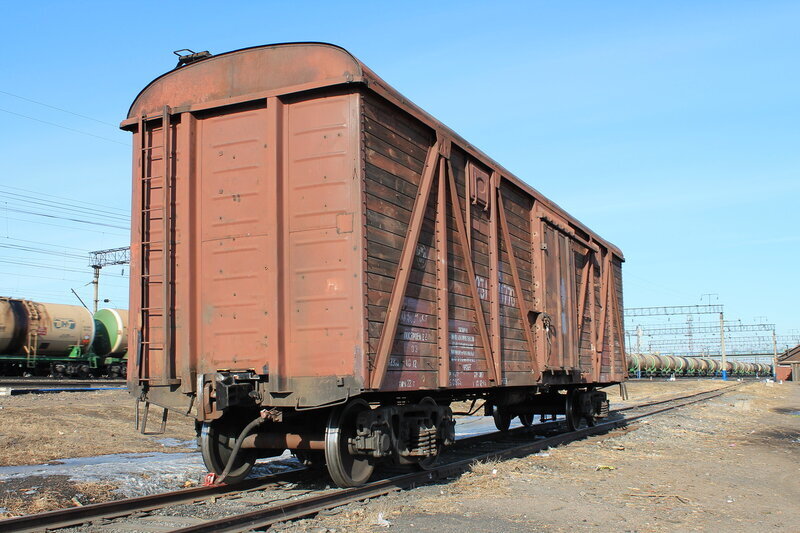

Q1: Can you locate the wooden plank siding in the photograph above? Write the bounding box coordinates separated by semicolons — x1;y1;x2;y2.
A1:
361;91;624;391
362;93;437;389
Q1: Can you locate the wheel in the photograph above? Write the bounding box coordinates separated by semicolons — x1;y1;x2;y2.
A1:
518;413;535;428
200;418;258;483
565;390;581;432
492;405;511;432
77;364;90;379
584;414;596;427
417;397;441;470
325;399;375;487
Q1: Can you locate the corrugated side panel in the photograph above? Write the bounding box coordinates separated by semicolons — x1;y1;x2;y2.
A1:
196;106;277;373
284;94;363;378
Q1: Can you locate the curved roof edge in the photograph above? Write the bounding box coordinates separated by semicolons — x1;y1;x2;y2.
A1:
126;42;364;119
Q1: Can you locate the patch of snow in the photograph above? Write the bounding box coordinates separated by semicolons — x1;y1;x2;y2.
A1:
0;450;303;497
154;437;195;448
454;414;564;439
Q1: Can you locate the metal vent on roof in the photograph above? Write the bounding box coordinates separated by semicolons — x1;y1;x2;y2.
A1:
173;49;212;68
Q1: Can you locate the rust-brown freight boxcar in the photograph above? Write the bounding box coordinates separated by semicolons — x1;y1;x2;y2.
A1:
123;43;626;487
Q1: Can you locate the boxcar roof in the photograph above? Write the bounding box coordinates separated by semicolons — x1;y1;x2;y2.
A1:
778;344;800;363
123;42;623;259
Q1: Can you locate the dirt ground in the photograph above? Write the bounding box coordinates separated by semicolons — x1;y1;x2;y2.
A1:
276;380;800;533
0;389;197;517
0;389;197;466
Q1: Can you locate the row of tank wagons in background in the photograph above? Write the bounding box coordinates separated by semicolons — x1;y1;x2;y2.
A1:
626;353;772;377
0;297;128;378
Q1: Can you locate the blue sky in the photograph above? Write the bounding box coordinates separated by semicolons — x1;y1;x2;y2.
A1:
0;1;797;344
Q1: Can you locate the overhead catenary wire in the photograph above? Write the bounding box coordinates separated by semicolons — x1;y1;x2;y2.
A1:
1;206;130;230
0;270;129;287
0;93;133;302
0;184;130;216
0;242;89;261
0;286;126;300
0;235;89;253
0;191;130;222
0;288;82;299
0;107;129;146
0;258;129;278
0;89;118;127
2;214;130;237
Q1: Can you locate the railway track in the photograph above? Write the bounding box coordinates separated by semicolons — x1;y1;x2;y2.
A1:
628;376;767;381
0;379;127;388
1;384;738;533
0;378;127;395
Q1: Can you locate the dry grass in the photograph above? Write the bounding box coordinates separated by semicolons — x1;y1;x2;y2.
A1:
0;390;196;466
0;480;119;517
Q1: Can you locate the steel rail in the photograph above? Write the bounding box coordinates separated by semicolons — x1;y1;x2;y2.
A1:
0;468;312;532
172;386;737;533
613;383;739;413
0;385;736;533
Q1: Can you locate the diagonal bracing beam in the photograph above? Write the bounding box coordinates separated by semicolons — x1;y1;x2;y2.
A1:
370;140;441;389
497;191;540;377
446;159;499;384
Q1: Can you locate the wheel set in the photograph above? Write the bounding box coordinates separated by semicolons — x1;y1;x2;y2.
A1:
201;397;454;488
492;388;603;435
324;399;375;487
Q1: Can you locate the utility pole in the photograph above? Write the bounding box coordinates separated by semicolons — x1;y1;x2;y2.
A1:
636;325;643;353
720;311;727;380
91;265;101;314
772;328;778;380
636;325;643;378
89;247;130;313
